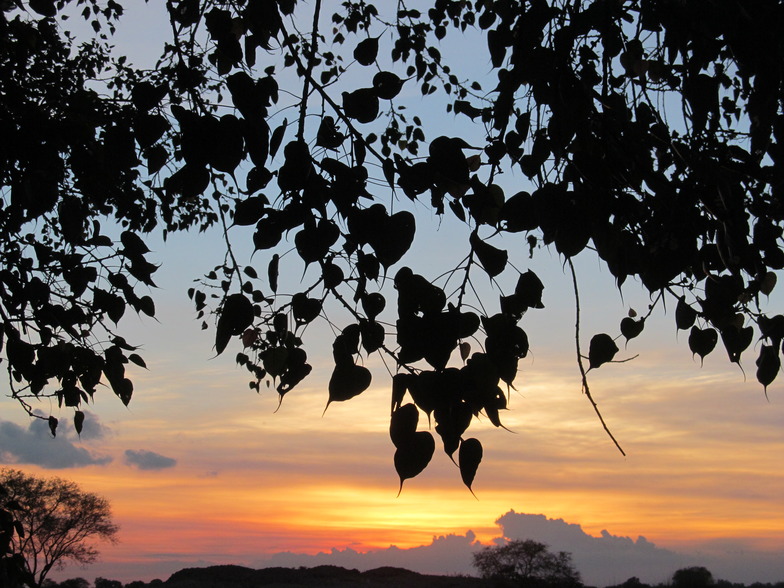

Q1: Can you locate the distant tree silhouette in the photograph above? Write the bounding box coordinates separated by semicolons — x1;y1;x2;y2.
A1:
2;0;783;487
55;579;90;588
673;567;715;588
0;469;118;588
472;539;582;587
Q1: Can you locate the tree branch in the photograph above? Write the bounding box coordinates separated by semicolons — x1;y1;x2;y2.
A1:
567;258;625;456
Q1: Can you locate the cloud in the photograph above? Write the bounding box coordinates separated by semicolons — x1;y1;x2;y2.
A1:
256;512;784;586
261;531;482;576
494;511;686;585
124;449;177;470
0;415;112;469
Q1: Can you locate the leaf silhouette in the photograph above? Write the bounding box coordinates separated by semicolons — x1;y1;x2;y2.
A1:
755;345;780;392
620;317;645;343
675;297;698;330
327;362;372;406
390;403;419;448
342;88;379;124
588;333;619;369
688;327;718;365
354;36;379;65
458;437;482;494
215;294;255;355
372;71;404;99
394;431;435;495
470;231;507;278
74;410;85;436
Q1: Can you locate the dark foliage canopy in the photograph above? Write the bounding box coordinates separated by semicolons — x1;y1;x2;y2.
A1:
472;539;582;587
1;0;783;489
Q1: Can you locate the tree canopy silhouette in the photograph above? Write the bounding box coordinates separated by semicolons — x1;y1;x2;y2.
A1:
0;469;118;588
1;0;783;489
472;538;582;587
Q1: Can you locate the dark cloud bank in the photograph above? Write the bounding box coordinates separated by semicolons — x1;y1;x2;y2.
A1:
0;415;177;472
0;414;112;468
258;512;783;586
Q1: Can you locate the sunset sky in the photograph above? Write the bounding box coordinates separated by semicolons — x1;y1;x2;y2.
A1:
1;2;783;586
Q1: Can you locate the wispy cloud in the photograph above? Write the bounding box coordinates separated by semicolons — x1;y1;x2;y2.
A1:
124;449;177;470
0;414;112;469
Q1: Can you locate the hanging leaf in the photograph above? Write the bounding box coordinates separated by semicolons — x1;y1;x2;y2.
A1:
390;403;419;448
74;410;85;436
215;294;255;355
720;324;754;364
269;118;287;159
458;438;482;494
394;431;435;495
342;88;379;124
588;333;619;369
292;293;322;325
756;345;780;392
48;416;58;437
372;71;404;99
327;362;372;406
234;196;267;226
268;254;279;292
354;36;379;65
620;317;645;343
470;231;507;278
688;327;718;365
675;298;698;330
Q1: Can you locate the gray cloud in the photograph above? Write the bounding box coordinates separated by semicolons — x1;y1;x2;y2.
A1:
256;512;784;586
124;449;177;470
495;511;685;586
0;414;113;469
262;531;481;577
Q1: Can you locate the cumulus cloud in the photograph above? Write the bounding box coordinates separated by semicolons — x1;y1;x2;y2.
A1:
495;511;685;585
124;449;177;470
0;414;112;469
257;512;784;586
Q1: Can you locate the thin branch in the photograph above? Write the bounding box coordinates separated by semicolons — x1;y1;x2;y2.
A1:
567;258;626;456
297;0;322;142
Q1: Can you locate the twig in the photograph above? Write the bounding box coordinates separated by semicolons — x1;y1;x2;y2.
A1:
567;258;626;456
297;0;322;142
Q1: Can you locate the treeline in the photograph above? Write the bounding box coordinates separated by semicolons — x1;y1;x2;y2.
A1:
42;566;784;588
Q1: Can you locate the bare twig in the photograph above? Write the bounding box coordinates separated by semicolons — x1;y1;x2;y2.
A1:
297;0;322;142
567;258;626;456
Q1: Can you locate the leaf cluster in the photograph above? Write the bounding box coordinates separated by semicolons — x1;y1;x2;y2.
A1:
2;0;784;489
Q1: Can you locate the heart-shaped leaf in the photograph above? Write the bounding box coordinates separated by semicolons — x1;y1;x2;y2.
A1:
394;431;435;495
620;317;645;343
721;325;754;363
372;71;404;99
688;326;718;365
327;362;372;406
390;403;419;448
459;437;483;494
292;293;322;326
354;36;379;65
588;333;619;369
295;220;340;265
